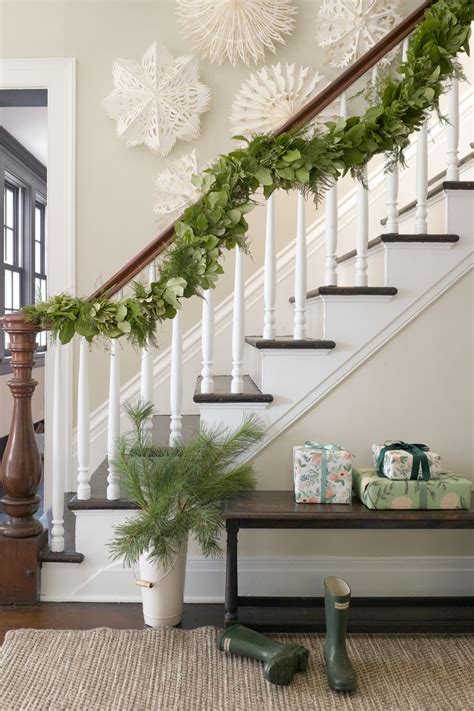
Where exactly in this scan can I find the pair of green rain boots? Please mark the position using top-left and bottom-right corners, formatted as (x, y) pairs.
(218, 576), (357, 691)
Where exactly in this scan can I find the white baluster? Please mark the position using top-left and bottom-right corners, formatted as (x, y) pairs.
(354, 70), (377, 286)
(324, 92), (347, 287)
(415, 120), (428, 234)
(107, 336), (121, 500)
(263, 193), (276, 340)
(324, 183), (338, 286)
(340, 91), (348, 120)
(447, 78), (460, 181)
(231, 247), (244, 394)
(385, 40), (409, 235)
(402, 37), (409, 62)
(385, 164), (399, 234)
(140, 263), (156, 435)
(201, 288), (215, 394)
(51, 339), (65, 552)
(76, 337), (91, 500)
(293, 191), (307, 339)
(355, 167), (369, 287)
(140, 343), (154, 406)
(169, 311), (183, 446)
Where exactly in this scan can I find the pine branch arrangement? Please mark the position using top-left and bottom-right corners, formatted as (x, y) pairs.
(109, 403), (265, 568)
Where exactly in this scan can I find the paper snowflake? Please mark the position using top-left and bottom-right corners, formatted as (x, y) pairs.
(103, 42), (211, 156)
(316, 0), (402, 69)
(152, 150), (202, 225)
(230, 62), (327, 137)
(176, 0), (297, 67)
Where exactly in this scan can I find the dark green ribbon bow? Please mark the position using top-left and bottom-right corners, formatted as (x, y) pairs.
(377, 441), (431, 481)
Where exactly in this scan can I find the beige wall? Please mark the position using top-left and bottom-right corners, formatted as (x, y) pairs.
(223, 272), (473, 559)
(0, 0), (423, 412)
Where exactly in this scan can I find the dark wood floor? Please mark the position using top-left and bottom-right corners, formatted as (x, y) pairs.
(0, 603), (222, 644)
(1, 598), (473, 643)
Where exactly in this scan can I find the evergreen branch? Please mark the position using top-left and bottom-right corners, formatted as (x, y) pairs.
(109, 405), (264, 566)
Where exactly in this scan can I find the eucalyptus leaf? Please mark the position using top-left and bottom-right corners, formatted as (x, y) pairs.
(254, 166), (273, 186)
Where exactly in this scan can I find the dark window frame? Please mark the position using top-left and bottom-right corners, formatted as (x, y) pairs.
(0, 127), (47, 374)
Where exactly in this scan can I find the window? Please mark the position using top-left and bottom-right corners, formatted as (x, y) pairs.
(34, 202), (47, 349)
(0, 127), (47, 370)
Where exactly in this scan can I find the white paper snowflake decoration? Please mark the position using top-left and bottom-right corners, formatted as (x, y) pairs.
(176, 0), (297, 67)
(230, 62), (327, 137)
(153, 150), (202, 225)
(316, 0), (402, 69)
(103, 42), (211, 156)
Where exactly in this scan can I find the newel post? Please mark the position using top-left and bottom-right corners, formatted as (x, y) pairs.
(0, 313), (43, 538)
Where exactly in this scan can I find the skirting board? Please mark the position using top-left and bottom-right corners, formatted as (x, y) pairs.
(41, 555), (474, 603)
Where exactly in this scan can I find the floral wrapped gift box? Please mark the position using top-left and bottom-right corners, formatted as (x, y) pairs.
(372, 442), (441, 480)
(293, 442), (353, 504)
(353, 468), (471, 510)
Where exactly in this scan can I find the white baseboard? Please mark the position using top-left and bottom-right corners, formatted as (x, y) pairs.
(41, 555), (474, 603)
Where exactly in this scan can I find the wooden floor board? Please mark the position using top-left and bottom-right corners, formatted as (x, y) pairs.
(1, 599), (473, 644)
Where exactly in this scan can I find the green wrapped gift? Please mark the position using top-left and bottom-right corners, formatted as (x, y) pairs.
(353, 468), (472, 510)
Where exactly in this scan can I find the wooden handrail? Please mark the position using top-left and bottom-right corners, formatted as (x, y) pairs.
(276, 0), (433, 134)
(89, 0), (434, 301)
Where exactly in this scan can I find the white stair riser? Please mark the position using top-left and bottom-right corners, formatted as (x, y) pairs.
(199, 402), (270, 432)
(320, 295), (396, 342)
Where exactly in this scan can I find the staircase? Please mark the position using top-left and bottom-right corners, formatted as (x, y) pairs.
(1, 1), (473, 604)
(40, 167), (473, 603)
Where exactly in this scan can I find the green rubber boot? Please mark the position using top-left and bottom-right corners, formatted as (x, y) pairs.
(323, 576), (357, 692)
(218, 624), (309, 686)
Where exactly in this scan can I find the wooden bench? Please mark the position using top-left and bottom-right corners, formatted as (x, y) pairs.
(223, 491), (474, 633)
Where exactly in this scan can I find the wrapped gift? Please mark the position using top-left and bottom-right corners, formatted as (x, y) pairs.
(293, 442), (353, 504)
(353, 468), (471, 510)
(372, 442), (441, 480)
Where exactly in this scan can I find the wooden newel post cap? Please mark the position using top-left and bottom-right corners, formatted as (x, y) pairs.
(0, 312), (44, 539)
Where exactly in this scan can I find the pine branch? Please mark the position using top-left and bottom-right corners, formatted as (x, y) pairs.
(109, 406), (265, 566)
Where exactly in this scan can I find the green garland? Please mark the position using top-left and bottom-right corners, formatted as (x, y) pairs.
(25, 0), (473, 348)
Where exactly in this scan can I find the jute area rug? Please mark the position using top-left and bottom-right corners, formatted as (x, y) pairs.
(1, 627), (472, 711)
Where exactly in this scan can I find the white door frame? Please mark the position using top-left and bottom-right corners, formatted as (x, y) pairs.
(0, 59), (76, 508)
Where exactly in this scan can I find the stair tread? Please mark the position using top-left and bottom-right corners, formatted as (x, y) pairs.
(337, 234), (460, 264)
(442, 180), (474, 190)
(290, 286), (398, 302)
(194, 375), (273, 404)
(245, 336), (336, 350)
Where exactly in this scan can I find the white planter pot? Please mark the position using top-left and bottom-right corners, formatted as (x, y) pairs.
(138, 540), (188, 627)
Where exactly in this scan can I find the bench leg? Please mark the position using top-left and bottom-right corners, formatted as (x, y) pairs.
(225, 524), (238, 626)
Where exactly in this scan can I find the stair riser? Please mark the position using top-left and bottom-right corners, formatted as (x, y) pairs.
(320, 297), (396, 343)
(446, 189), (474, 240)
(384, 242), (458, 290)
(199, 402), (270, 432)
